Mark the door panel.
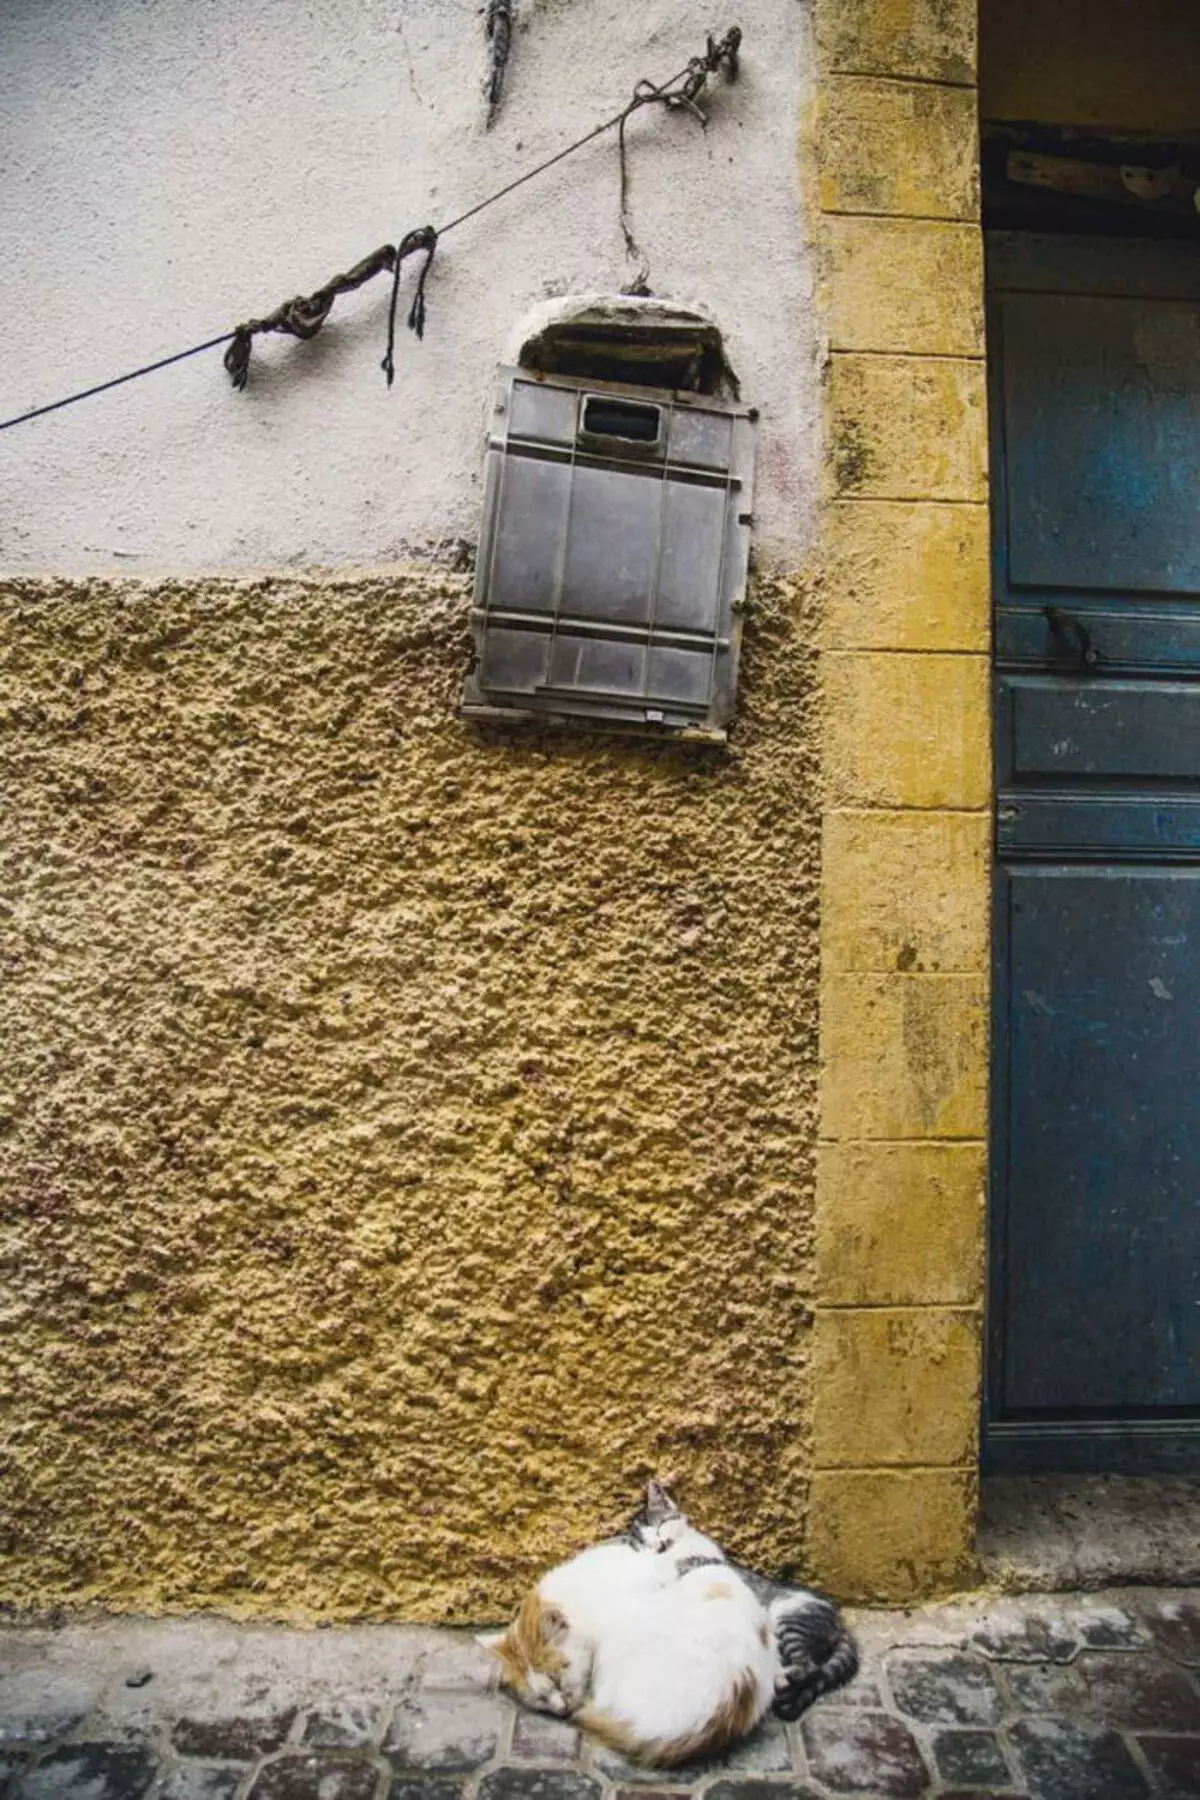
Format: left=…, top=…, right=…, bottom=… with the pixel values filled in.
left=1002, top=294, right=1200, bottom=594
left=1000, top=865, right=1200, bottom=1412
left=988, top=234, right=1200, bottom=1472
left=1000, top=677, right=1200, bottom=782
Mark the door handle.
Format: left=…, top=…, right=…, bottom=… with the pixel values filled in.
left=1044, top=605, right=1099, bottom=671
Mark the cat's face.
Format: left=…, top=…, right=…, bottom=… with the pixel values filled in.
left=626, top=1479, right=687, bottom=1553
left=477, top=1591, right=571, bottom=1714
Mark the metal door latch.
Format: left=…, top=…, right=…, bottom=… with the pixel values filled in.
left=1044, top=605, right=1099, bottom=671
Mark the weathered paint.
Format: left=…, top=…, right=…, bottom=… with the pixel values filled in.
left=0, top=568, right=820, bottom=1620
left=0, top=0, right=818, bottom=572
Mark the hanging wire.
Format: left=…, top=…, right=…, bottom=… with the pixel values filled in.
left=0, top=26, right=742, bottom=435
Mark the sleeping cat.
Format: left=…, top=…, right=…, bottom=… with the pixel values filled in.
left=479, top=1482, right=858, bottom=1767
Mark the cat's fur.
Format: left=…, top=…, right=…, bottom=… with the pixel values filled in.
left=479, top=1483, right=858, bottom=1767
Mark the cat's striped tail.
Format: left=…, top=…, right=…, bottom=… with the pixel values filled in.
left=769, top=1595, right=859, bottom=1721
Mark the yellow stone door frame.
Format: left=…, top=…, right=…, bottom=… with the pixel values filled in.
left=808, top=0, right=991, bottom=1600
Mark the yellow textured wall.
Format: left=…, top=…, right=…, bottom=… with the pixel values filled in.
left=0, top=569, right=820, bottom=1621
left=980, top=0, right=1200, bottom=131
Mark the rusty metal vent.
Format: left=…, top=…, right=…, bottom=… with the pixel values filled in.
left=462, top=367, right=757, bottom=740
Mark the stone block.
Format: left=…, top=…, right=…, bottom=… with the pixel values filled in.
left=806, top=1468, right=978, bottom=1603
left=1076, top=1656, right=1200, bottom=1732
left=707, top=1786, right=820, bottom=1800
left=510, top=1713, right=581, bottom=1763
left=1003, top=1664, right=1085, bottom=1713
left=888, top=1652, right=1002, bottom=1725
left=1143, top=1595, right=1200, bottom=1666
left=811, top=1308, right=981, bottom=1467
left=1136, top=1734, right=1200, bottom=1800
left=932, top=1728, right=1012, bottom=1788
left=819, top=972, right=988, bottom=1140
left=819, top=78, right=979, bottom=221
left=15, top=1745, right=158, bottom=1800
left=247, top=1758, right=378, bottom=1800
left=385, top=1696, right=502, bottom=1772
left=823, top=653, right=990, bottom=810
left=817, top=0, right=976, bottom=85
left=800, top=1710, right=930, bottom=1796
left=816, top=1141, right=985, bottom=1306
left=171, top=1715, right=297, bottom=1761
left=821, top=499, right=989, bottom=654
left=478, top=1775, right=601, bottom=1800
left=822, top=811, right=989, bottom=974
left=157, top=1769, right=240, bottom=1800
left=827, top=219, right=984, bottom=357
left=830, top=356, right=987, bottom=502
left=421, top=1639, right=497, bottom=1693
left=303, top=1704, right=381, bottom=1750
left=1009, top=1718, right=1149, bottom=1800
left=0, top=1673, right=97, bottom=1746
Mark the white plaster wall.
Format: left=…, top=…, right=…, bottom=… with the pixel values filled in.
left=0, top=0, right=819, bottom=573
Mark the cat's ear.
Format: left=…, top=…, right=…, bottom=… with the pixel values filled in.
left=475, top=1630, right=507, bottom=1655
left=645, top=1478, right=678, bottom=1520
left=540, top=1603, right=569, bottom=1645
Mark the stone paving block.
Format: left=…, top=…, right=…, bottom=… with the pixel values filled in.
left=932, top=1728, right=1013, bottom=1788
left=706, top=1785, right=822, bottom=1800
left=1142, top=1595, right=1200, bottom=1666
left=939, top=1792, right=1027, bottom=1800
left=887, top=1652, right=1003, bottom=1726
left=1008, top=1718, right=1149, bottom=1800
left=0, top=1674, right=98, bottom=1745
left=15, top=1744, right=158, bottom=1800
left=972, top=1609, right=1078, bottom=1664
left=385, top=1696, right=502, bottom=1771
left=1001, top=1664, right=1084, bottom=1715
left=303, top=1706, right=383, bottom=1751
left=1135, top=1733, right=1200, bottom=1800
left=800, top=1709, right=930, bottom=1796
left=717, top=1720, right=791, bottom=1775
left=389, top=1781, right=466, bottom=1800
left=157, top=1766, right=241, bottom=1800
left=477, top=1773, right=601, bottom=1800
left=1069, top=1604, right=1147, bottom=1652
left=420, top=1641, right=497, bottom=1694
left=1075, top=1654, right=1200, bottom=1731
left=247, top=1755, right=380, bottom=1800
left=171, top=1714, right=297, bottom=1760
left=588, top=1748, right=670, bottom=1787
left=510, top=1713, right=581, bottom=1763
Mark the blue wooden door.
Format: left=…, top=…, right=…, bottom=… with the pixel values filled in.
left=988, top=233, right=1200, bottom=1472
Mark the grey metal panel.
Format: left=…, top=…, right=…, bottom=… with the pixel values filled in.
left=561, top=463, right=661, bottom=624
left=464, top=367, right=756, bottom=736
left=998, top=864, right=1200, bottom=1414
left=1000, top=291, right=1200, bottom=595
left=488, top=452, right=571, bottom=614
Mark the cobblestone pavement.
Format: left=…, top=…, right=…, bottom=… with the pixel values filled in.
left=2, top=1589, right=1199, bottom=1800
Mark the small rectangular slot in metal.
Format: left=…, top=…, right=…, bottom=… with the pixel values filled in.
left=581, top=396, right=661, bottom=444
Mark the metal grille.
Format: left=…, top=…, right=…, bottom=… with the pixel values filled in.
left=462, top=368, right=756, bottom=739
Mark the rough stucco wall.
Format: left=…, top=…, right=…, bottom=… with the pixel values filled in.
left=1, top=0, right=817, bottom=572
left=0, top=569, right=820, bottom=1621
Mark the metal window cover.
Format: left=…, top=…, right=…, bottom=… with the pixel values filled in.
left=462, top=367, right=757, bottom=740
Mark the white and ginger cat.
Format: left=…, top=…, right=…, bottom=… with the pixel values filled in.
left=479, top=1482, right=858, bottom=1768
